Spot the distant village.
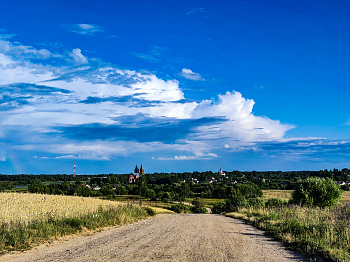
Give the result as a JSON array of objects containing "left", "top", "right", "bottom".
[{"left": 1, "top": 166, "right": 350, "bottom": 198}]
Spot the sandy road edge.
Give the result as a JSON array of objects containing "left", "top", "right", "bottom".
[
  {"left": 224, "top": 213, "right": 328, "bottom": 262},
  {"left": 0, "top": 213, "right": 163, "bottom": 260}
]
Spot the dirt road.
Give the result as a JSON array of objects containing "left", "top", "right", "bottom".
[{"left": 0, "top": 214, "right": 321, "bottom": 262}]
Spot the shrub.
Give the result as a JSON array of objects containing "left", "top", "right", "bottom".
[
  {"left": 191, "top": 198, "right": 206, "bottom": 209},
  {"left": 62, "top": 217, "right": 84, "bottom": 230},
  {"left": 265, "top": 198, "right": 287, "bottom": 207},
  {"left": 171, "top": 202, "right": 190, "bottom": 213},
  {"left": 212, "top": 201, "right": 227, "bottom": 214},
  {"left": 143, "top": 207, "right": 156, "bottom": 216},
  {"left": 247, "top": 197, "right": 265, "bottom": 207},
  {"left": 225, "top": 187, "right": 247, "bottom": 212},
  {"left": 290, "top": 177, "right": 342, "bottom": 207},
  {"left": 191, "top": 198, "right": 207, "bottom": 213},
  {"left": 191, "top": 207, "right": 207, "bottom": 213}
]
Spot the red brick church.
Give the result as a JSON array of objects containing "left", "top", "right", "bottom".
[{"left": 128, "top": 164, "right": 145, "bottom": 183}]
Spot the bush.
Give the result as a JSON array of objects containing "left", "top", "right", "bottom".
[
  {"left": 191, "top": 207, "right": 207, "bottom": 213},
  {"left": 143, "top": 207, "right": 156, "bottom": 216},
  {"left": 212, "top": 201, "right": 226, "bottom": 214},
  {"left": 265, "top": 198, "right": 287, "bottom": 207},
  {"left": 170, "top": 202, "right": 190, "bottom": 213},
  {"left": 62, "top": 217, "right": 83, "bottom": 230},
  {"left": 191, "top": 197, "right": 206, "bottom": 209},
  {"left": 191, "top": 198, "right": 207, "bottom": 213},
  {"left": 247, "top": 197, "right": 265, "bottom": 207},
  {"left": 290, "top": 177, "right": 342, "bottom": 207},
  {"left": 225, "top": 187, "right": 247, "bottom": 212}
]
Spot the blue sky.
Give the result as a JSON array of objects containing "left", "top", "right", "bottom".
[{"left": 0, "top": 0, "right": 350, "bottom": 174}]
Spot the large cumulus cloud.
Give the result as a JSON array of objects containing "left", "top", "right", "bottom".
[{"left": 0, "top": 38, "right": 295, "bottom": 161}]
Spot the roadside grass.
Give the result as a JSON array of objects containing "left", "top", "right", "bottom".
[
  {"left": 102, "top": 195, "right": 174, "bottom": 213},
  {"left": 227, "top": 204, "right": 350, "bottom": 262},
  {"left": 0, "top": 193, "right": 153, "bottom": 253}
]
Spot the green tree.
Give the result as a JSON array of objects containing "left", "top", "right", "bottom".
[
  {"left": 236, "top": 182, "right": 262, "bottom": 199},
  {"left": 225, "top": 187, "right": 246, "bottom": 212},
  {"left": 146, "top": 189, "right": 156, "bottom": 199},
  {"left": 290, "top": 177, "right": 342, "bottom": 207}
]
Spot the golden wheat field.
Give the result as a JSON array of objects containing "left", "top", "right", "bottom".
[{"left": 0, "top": 192, "right": 122, "bottom": 226}]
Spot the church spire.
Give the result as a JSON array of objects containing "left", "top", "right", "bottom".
[{"left": 134, "top": 164, "right": 139, "bottom": 174}]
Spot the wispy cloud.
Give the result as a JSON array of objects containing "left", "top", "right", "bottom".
[
  {"left": 0, "top": 34, "right": 16, "bottom": 40},
  {"left": 0, "top": 28, "right": 16, "bottom": 40},
  {"left": 255, "top": 138, "right": 350, "bottom": 162},
  {"left": 180, "top": 68, "right": 205, "bottom": 81},
  {"left": 187, "top": 7, "right": 205, "bottom": 16},
  {"left": 132, "top": 46, "right": 165, "bottom": 62},
  {"left": 159, "top": 152, "right": 218, "bottom": 160},
  {"left": 64, "top": 24, "right": 103, "bottom": 35}
]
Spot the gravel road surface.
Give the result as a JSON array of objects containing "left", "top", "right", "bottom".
[{"left": 0, "top": 214, "right": 322, "bottom": 262}]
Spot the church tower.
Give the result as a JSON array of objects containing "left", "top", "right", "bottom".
[
  {"left": 140, "top": 164, "right": 144, "bottom": 175},
  {"left": 134, "top": 164, "right": 139, "bottom": 174}
]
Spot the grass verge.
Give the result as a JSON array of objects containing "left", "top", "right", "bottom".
[
  {"left": 227, "top": 204, "right": 350, "bottom": 262},
  {"left": 0, "top": 204, "right": 152, "bottom": 254}
]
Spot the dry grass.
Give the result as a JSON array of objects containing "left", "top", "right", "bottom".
[
  {"left": 144, "top": 206, "right": 174, "bottom": 214},
  {"left": 340, "top": 191, "right": 350, "bottom": 203},
  {"left": 228, "top": 204, "right": 350, "bottom": 261},
  {"left": 262, "top": 190, "right": 350, "bottom": 204},
  {"left": 0, "top": 192, "right": 122, "bottom": 226},
  {"left": 262, "top": 190, "right": 292, "bottom": 201}
]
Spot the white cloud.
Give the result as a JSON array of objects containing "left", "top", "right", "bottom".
[
  {"left": 192, "top": 91, "right": 293, "bottom": 144},
  {"left": 0, "top": 34, "right": 16, "bottom": 40},
  {"left": 0, "top": 37, "right": 296, "bottom": 162},
  {"left": 180, "top": 68, "right": 205, "bottom": 81},
  {"left": 0, "top": 156, "right": 6, "bottom": 161},
  {"left": 69, "top": 48, "right": 88, "bottom": 64},
  {"left": 54, "top": 154, "right": 110, "bottom": 161},
  {"left": 159, "top": 152, "right": 218, "bottom": 160},
  {"left": 0, "top": 54, "right": 55, "bottom": 85},
  {"left": 0, "top": 39, "right": 56, "bottom": 60},
  {"left": 65, "top": 24, "right": 103, "bottom": 35},
  {"left": 186, "top": 7, "right": 205, "bottom": 16}
]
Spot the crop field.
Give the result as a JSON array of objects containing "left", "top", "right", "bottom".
[
  {"left": 0, "top": 192, "right": 124, "bottom": 226},
  {"left": 0, "top": 193, "right": 153, "bottom": 253}
]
